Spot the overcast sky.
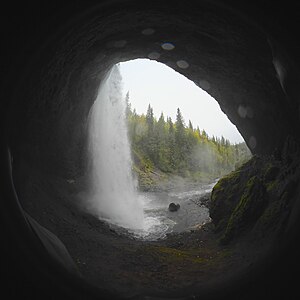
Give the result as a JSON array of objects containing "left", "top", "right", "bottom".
[{"left": 119, "top": 59, "right": 244, "bottom": 144}]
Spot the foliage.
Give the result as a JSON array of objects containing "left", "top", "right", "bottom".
[{"left": 125, "top": 95, "right": 251, "bottom": 186}]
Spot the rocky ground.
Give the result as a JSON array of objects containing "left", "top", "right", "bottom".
[{"left": 15, "top": 148, "right": 300, "bottom": 299}]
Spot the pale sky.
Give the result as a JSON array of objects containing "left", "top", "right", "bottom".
[{"left": 119, "top": 59, "right": 244, "bottom": 144}]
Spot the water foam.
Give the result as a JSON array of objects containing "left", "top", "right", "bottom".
[{"left": 87, "top": 66, "right": 145, "bottom": 230}]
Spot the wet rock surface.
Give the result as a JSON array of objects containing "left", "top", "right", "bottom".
[
  {"left": 15, "top": 155, "right": 297, "bottom": 298},
  {"left": 168, "top": 203, "right": 180, "bottom": 212},
  {"left": 210, "top": 143, "right": 300, "bottom": 244},
  {"left": 16, "top": 183, "right": 243, "bottom": 298}
]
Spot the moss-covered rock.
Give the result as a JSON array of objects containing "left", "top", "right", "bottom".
[
  {"left": 210, "top": 157, "right": 262, "bottom": 231},
  {"left": 254, "top": 176, "right": 298, "bottom": 237},
  {"left": 209, "top": 152, "right": 300, "bottom": 245},
  {"left": 254, "top": 197, "right": 282, "bottom": 233},
  {"left": 220, "top": 176, "right": 267, "bottom": 244},
  {"left": 264, "top": 164, "right": 280, "bottom": 182},
  {"left": 210, "top": 169, "right": 242, "bottom": 232},
  {"left": 265, "top": 180, "right": 279, "bottom": 193}
]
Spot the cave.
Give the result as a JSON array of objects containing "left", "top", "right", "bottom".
[{"left": 1, "top": 0, "right": 300, "bottom": 299}]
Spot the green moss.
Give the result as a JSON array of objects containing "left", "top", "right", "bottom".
[
  {"left": 211, "top": 172, "right": 237, "bottom": 204},
  {"left": 221, "top": 184, "right": 253, "bottom": 243},
  {"left": 266, "top": 180, "right": 279, "bottom": 193},
  {"left": 264, "top": 163, "right": 280, "bottom": 182},
  {"left": 221, "top": 176, "right": 266, "bottom": 244},
  {"left": 216, "top": 170, "right": 241, "bottom": 188},
  {"left": 226, "top": 169, "right": 242, "bottom": 181},
  {"left": 257, "top": 200, "right": 281, "bottom": 228},
  {"left": 210, "top": 169, "right": 244, "bottom": 231}
]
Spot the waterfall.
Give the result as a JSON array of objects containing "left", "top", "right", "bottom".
[{"left": 87, "top": 65, "right": 145, "bottom": 230}]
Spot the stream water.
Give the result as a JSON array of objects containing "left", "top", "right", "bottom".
[{"left": 123, "top": 181, "right": 215, "bottom": 241}]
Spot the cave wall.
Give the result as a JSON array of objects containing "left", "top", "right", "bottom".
[
  {"left": 1, "top": 1, "right": 300, "bottom": 299},
  {"left": 4, "top": 0, "right": 300, "bottom": 178}
]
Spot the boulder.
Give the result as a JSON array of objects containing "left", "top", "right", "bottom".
[{"left": 168, "top": 203, "right": 180, "bottom": 212}]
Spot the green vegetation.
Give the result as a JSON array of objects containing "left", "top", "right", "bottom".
[
  {"left": 125, "top": 92, "right": 251, "bottom": 189},
  {"left": 210, "top": 153, "right": 297, "bottom": 244},
  {"left": 220, "top": 176, "right": 267, "bottom": 244},
  {"left": 211, "top": 169, "right": 241, "bottom": 200},
  {"left": 210, "top": 169, "right": 244, "bottom": 232}
]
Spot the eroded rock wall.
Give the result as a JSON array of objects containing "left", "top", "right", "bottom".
[
  {"left": 5, "top": 0, "right": 299, "bottom": 180},
  {"left": 210, "top": 135, "right": 300, "bottom": 244}
]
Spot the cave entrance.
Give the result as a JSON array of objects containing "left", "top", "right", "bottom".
[
  {"left": 85, "top": 58, "right": 251, "bottom": 241},
  {"left": 5, "top": 1, "right": 300, "bottom": 298}
]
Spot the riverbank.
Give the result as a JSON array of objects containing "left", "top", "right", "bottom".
[
  {"left": 134, "top": 166, "right": 219, "bottom": 192},
  {"left": 14, "top": 151, "right": 300, "bottom": 299},
  {"left": 15, "top": 167, "right": 267, "bottom": 299}
]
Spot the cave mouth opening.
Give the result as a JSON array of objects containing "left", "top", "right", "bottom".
[
  {"left": 84, "top": 58, "right": 251, "bottom": 241},
  {"left": 6, "top": 1, "right": 300, "bottom": 299}
]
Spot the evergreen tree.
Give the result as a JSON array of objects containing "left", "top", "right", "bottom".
[
  {"left": 175, "top": 108, "right": 187, "bottom": 170},
  {"left": 188, "top": 120, "right": 193, "bottom": 131},
  {"left": 146, "top": 104, "right": 154, "bottom": 134},
  {"left": 221, "top": 136, "right": 226, "bottom": 146},
  {"left": 157, "top": 112, "right": 165, "bottom": 134},
  {"left": 196, "top": 126, "right": 201, "bottom": 139},
  {"left": 144, "top": 104, "right": 158, "bottom": 163},
  {"left": 202, "top": 129, "right": 208, "bottom": 139},
  {"left": 167, "top": 117, "right": 176, "bottom": 170},
  {"left": 175, "top": 108, "right": 185, "bottom": 127},
  {"left": 167, "top": 117, "right": 174, "bottom": 135},
  {"left": 126, "top": 103, "right": 251, "bottom": 187}
]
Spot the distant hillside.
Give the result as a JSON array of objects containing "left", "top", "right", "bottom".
[{"left": 125, "top": 95, "right": 251, "bottom": 191}]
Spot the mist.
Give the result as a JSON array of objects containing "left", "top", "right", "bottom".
[
  {"left": 84, "top": 63, "right": 250, "bottom": 239},
  {"left": 86, "top": 66, "right": 145, "bottom": 230},
  {"left": 188, "top": 143, "right": 229, "bottom": 177}
]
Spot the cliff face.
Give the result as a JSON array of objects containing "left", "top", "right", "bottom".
[{"left": 210, "top": 135, "right": 300, "bottom": 245}]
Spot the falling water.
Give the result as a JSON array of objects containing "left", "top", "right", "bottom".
[
  {"left": 87, "top": 65, "right": 145, "bottom": 230},
  {"left": 86, "top": 65, "right": 213, "bottom": 240}
]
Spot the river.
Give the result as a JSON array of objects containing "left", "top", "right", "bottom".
[{"left": 122, "top": 180, "right": 217, "bottom": 241}]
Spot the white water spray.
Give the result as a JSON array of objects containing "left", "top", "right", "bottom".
[
  {"left": 87, "top": 65, "right": 145, "bottom": 230},
  {"left": 86, "top": 65, "right": 212, "bottom": 240}
]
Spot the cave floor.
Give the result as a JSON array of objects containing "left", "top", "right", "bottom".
[{"left": 18, "top": 172, "right": 269, "bottom": 299}]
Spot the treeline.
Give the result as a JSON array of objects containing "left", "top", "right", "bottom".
[{"left": 125, "top": 93, "right": 251, "bottom": 181}]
